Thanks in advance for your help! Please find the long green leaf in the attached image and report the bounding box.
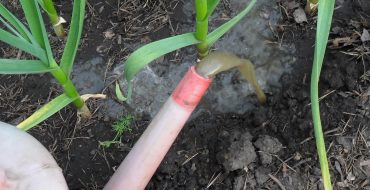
[121,32,199,99]
[60,0,86,76]
[0,3,35,43]
[124,33,199,82]
[310,0,335,190]
[0,16,24,39]
[0,59,54,74]
[20,0,53,65]
[206,0,257,46]
[115,81,127,101]
[207,0,220,17]
[36,0,59,23]
[17,93,77,131]
[36,0,47,12]
[0,29,48,62]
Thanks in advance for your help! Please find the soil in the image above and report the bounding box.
[1,0,370,190]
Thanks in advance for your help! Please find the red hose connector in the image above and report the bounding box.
[172,66,213,109]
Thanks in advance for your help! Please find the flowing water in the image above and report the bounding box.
[80,0,296,119]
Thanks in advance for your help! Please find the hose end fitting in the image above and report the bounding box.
[172,66,212,109]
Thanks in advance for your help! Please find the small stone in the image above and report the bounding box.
[293,8,307,24]
[220,132,257,171]
[98,5,104,13]
[346,172,355,181]
[294,152,302,160]
[336,136,353,152]
[313,167,322,176]
[255,167,270,185]
[361,29,370,42]
[349,20,361,29]
[219,130,230,138]
[254,135,283,154]
[286,1,300,10]
[191,163,196,172]
[258,152,273,165]
[233,175,245,190]
[87,129,94,137]
[141,36,151,43]
[332,26,342,34]
[90,149,97,155]
[103,29,115,39]
[202,149,209,155]
[103,115,110,122]
[253,109,267,126]
[96,42,111,54]
[117,35,122,44]
[260,11,270,19]
[155,174,163,181]
[198,178,207,186]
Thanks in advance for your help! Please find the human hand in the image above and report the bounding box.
[0,122,68,190]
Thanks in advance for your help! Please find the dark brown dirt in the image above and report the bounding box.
[1,0,370,190]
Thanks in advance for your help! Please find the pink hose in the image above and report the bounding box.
[104,66,212,190]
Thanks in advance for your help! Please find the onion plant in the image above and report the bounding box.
[37,0,66,37]
[116,0,257,100]
[0,0,88,131]
[310,0,335,189]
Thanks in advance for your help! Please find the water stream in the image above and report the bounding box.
[75,0,296,119]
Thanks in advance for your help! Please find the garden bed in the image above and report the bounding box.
[1,0,370,189]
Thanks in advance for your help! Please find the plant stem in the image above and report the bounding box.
[310,0,335,189]
[311,83,332,190]
[40,0,66,37]
[52,23,66,37]
[50,60,84,109]
[195,0,209,58]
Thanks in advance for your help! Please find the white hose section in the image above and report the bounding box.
[0,122,68,190]
[104,97,194,190]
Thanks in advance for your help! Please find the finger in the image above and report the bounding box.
[0,169,6,189]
